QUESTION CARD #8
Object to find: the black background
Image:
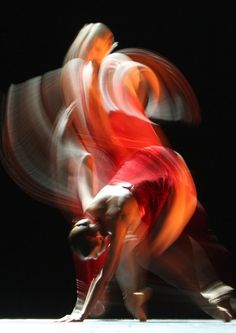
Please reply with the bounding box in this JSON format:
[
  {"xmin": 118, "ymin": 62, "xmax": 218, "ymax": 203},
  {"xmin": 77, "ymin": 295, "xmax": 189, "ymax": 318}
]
[{"xmin": 0, "ymin": 1, "xmax": 235, "ymax": 319}]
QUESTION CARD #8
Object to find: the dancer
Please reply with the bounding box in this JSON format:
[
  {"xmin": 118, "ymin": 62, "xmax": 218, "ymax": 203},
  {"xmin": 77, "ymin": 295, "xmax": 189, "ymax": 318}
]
[
  {"xmin": 58, "ymin": 23, "xmax": 235, "ymax": 322},
  {"xmin": 1, "ymin": 22, "xmax": 234, "ymax": 322},
  {"xmin": 67, "ymin": 145, "xmax": 235, "ymax": 322}
]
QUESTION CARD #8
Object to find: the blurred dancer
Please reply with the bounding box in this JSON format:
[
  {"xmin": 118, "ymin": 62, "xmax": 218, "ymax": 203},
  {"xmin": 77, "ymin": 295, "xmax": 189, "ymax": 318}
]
[
  {"xmin": 58, "ymin": 23, "xmax": 235, "ymax": 322},
  {"xmin": 67, "ymin": 145, "xmax": 234, "ymax": 322},
  {"xmin": 1, "ymin": 22, "xmax": 235, "ymax": 322}
]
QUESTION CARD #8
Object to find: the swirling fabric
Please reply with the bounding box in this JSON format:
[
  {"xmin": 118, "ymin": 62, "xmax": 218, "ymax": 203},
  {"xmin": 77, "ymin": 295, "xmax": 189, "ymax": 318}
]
[{"xmin": 0, "ymin": 22, "xmax": 200, "ymax": 216}]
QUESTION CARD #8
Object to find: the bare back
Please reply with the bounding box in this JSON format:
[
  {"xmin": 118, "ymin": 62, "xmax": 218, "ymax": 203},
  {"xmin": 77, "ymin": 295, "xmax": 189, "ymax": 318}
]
[{"xmin": 85, "ymin": 184, "xmax": 142, "ymax": 233}]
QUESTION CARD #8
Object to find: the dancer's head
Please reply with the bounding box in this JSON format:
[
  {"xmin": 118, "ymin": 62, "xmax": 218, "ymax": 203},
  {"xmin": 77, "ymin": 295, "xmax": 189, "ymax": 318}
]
[
  {"xmin": 63, "ymin": 22, "xmax": 117, "ymax": 65},
  {"xmin": 68, "ymin": 218, "xmax": 106, "ymax": 260}
]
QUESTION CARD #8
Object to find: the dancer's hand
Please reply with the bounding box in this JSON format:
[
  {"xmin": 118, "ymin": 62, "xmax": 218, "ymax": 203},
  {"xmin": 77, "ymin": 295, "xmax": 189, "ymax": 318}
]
[
  {"xmin": 56, "ymin": 299, "xmax": 105, "ymax": 322},
  {"xmin": 56, "ymin": 312, "xmax": 84, "ymax": 322}
]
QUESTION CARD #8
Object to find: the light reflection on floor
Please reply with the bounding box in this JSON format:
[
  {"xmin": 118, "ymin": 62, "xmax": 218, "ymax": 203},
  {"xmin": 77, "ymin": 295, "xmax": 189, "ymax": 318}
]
[{"xmin": 0, "ymin": 319, "xmax": 236, "ymax": 333}]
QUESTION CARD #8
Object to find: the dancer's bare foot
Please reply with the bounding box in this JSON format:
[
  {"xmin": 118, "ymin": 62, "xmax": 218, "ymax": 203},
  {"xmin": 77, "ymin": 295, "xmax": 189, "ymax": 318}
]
[{"xmin": 125, "ymin": 287, "xmax": 152, "ymax": 321}]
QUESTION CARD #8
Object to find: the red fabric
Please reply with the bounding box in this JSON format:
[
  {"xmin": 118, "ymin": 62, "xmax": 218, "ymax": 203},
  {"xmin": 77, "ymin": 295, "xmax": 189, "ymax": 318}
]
[
  {"xmin": 72, "ymin": 249, "xmax": 108, "ymax": 297},
  {"xmin": 109, "ymin": 146, "xmax": 177, "ymax": 228}
]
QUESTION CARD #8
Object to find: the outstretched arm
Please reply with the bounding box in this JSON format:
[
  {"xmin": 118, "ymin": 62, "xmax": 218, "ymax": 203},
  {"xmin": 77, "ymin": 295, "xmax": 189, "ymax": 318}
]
[{"xmin": 115, "ymin": 235, "xmax": 152, "ymax": 321}]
